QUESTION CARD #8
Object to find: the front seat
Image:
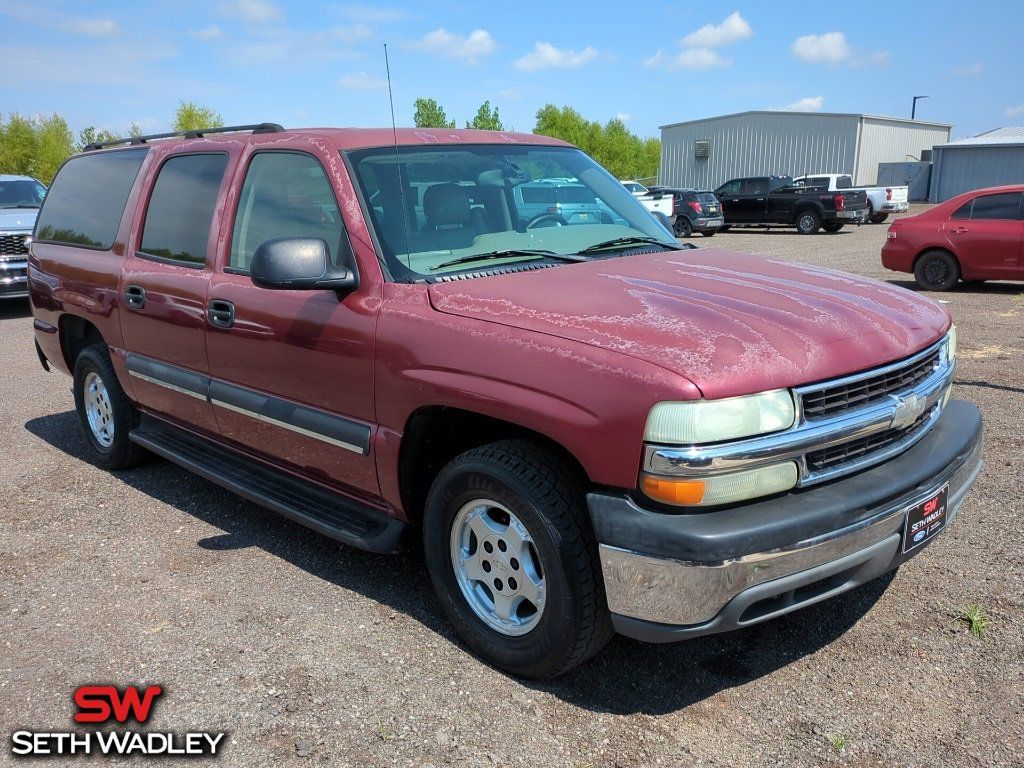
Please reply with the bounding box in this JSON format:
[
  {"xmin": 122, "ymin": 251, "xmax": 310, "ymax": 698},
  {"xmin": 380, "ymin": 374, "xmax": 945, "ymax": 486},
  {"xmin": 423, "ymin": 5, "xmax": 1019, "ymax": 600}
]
[{"xmin": 419, "ymin": 183, "xmax": 486, "ymax": 251}]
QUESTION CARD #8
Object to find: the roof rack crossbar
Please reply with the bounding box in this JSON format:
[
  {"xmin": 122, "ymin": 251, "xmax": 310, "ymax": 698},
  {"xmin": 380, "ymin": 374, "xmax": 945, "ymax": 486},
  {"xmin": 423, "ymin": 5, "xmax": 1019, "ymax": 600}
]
[{"xmin": 83, "ymin": 123, "xmax": 285, "ymax": 151}]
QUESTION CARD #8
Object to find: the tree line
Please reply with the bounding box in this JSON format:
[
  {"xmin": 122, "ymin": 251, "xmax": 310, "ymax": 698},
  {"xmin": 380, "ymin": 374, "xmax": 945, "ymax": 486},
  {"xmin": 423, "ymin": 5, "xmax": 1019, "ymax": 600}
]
[{"xmin": 1, "ymin": 99, "xmax": 659, "ymax": 185}]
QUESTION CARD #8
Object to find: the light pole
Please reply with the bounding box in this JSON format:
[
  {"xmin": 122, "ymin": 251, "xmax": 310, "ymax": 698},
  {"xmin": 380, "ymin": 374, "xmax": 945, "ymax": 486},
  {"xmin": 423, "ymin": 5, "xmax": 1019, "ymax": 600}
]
[{"xmin": 912, "ymin": 95, "xmax": 929, "ymax": 120}]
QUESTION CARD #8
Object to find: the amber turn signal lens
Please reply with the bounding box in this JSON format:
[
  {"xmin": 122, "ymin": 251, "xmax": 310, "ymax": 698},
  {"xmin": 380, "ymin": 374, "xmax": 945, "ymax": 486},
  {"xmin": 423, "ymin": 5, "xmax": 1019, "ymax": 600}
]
[{"xmin": 641, "ymin": 475, "xmax": 705, "ymax": 505}]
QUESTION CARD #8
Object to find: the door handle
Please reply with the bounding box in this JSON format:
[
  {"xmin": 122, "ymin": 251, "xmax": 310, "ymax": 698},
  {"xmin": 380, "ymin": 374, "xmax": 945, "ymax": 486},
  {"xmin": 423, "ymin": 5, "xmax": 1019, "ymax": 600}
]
[
  {"xmin": 756, "ymin": 198, "xmax": 765, "ymax": 202},
  {"xmin": 207, "ymin": 299, "xmax": 235, "ymax": 329},
  {"xmin": 125, "ymin": 284, "xmax": 146, "ymax": 309},
  {"xmin": 952, "ymin": 227, "xmax": 969, "ymax": 234}
]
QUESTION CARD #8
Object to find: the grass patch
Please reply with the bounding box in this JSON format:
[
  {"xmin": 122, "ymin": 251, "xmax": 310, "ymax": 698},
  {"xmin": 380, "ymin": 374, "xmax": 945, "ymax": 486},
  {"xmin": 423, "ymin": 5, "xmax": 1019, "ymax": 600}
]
[
  {"xmin": 828, "ymin": 734, "xmax": 848, "ymax": 753},
  {"xmin": 956, "ymin": 603, "xmax": 991, "ymax": 638},
  {"xmin": 374, "ymin": 716, "xmax": 393, "ymax": 742}
]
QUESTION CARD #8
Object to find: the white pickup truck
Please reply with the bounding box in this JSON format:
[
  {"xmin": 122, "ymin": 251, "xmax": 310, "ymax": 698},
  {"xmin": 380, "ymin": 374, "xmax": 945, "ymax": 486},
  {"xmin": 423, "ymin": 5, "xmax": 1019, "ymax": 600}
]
[
  {"xmin": 620, "ymin": 180, "xmax": 674, "ymax": 217},
  {"xmin": 792, "ymin": 173, "xmax": 909, "ymax": 224}
]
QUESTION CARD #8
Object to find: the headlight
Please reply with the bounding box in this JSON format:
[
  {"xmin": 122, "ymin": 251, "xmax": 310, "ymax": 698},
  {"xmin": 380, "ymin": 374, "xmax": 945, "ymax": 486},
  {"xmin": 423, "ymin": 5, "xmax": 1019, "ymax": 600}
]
[
  {"xmin": 644, "ymin": 390, "xmax": 796, "ymax": 444},
  {"xmin": 946, "ymin": 325, "xmax": 957, "ymax": 365},
  {"xmin": 641, "ymin": 462, "xmax": 798, "ymax": 507}
]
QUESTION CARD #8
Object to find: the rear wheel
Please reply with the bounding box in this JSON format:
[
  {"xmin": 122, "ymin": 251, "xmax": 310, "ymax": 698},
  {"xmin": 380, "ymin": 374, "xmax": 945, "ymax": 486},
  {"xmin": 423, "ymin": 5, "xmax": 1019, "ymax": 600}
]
[
  {"xmin": 674, "ymin": 216, "xmax": 692, "ymax": 238},
  {"xmin": 423, "ymin": 440, "xmax": 612, "ymax": 679},
  {"xmin": 870, "ymin": 212, "xmax": 889, "ymax": 224},
  {"xmin": 823, "ymin": 222, "xmax": 844, "ymax": 233},
  {"xmin": 700, "ymin": 230, "xmax": 716, "ymax": 237},
  {"xmin": 73, "ymin": 344, "xmax": 149, "ymax": 469},
  {"xmin": 913, "ymin": 249, "xmax": 960, "ymax": 291},
  {"xmin": 796, "ymin": 210, "xmax": 821, "ymax": 234}
]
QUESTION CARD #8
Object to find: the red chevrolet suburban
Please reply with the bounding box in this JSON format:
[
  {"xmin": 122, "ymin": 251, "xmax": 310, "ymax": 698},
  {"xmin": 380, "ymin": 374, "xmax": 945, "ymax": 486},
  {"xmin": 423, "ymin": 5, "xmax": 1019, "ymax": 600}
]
[{"xmin": 29, "ymin": 124, "xmax": 982, "ymax": 679}]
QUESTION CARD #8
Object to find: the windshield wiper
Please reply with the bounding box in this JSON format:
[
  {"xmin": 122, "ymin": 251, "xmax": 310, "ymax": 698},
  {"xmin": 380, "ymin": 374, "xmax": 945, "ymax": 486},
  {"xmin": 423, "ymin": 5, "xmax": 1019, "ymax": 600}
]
[
  {"xmin": 577, "ymin": 236, "xmax": 682, "ymax": 255},
  {"xmin": 0, "ymin": 203, "xmax": 41, "ymax": 209},
  {"xmin": 430, "ymin": 249, "xmax": 584, "ymax": 271}
]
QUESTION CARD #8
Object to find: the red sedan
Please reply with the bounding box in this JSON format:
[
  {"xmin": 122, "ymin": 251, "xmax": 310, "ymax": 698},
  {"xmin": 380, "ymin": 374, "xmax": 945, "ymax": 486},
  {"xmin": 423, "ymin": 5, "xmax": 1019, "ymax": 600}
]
[{"xmin": 881, "ymin": 185, "xmax": 1024, "ymax": 290}]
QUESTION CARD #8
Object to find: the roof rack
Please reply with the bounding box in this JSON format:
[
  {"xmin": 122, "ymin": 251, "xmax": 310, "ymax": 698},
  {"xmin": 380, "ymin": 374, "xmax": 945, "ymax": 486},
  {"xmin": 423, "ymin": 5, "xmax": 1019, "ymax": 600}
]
[{"xmin": 82, "ymin": 123, "xmax": 285, "ymax": 151}]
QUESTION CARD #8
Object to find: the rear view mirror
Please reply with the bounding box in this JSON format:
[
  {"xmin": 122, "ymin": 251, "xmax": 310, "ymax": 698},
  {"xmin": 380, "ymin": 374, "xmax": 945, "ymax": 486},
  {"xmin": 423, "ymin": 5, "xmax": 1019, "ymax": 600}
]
[{"xmin": 250, "ymin": 238, "xmax": 358, "ymax": 291}]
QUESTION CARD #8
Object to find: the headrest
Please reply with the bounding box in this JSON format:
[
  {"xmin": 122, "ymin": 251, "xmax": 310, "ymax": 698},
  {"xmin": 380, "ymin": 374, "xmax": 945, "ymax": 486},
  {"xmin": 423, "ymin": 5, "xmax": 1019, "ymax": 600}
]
[{"xmin": 423, "ymin": 183, "xmax": 471, "ymax": 226}]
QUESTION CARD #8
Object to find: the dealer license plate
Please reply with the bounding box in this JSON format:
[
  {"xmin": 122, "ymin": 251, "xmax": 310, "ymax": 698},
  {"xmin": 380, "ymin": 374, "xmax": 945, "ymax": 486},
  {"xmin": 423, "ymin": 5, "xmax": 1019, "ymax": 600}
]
[{"xmin": 902, "ymin": 484, "xmax": 949, "ymax": 554}]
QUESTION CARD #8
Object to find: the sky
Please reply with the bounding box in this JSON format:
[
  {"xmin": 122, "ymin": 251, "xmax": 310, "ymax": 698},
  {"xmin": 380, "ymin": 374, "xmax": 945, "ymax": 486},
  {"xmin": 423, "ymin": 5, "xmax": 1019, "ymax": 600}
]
[{"xmin": 2, "ymin": 0, "xmax": 1022, "ymax": 142}]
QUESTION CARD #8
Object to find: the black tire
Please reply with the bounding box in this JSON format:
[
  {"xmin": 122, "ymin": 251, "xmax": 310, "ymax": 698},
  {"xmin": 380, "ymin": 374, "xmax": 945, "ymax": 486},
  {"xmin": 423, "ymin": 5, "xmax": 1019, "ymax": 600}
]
[
  {"xmin": 869, "ymin": 212, "xmax": 889, "ymax": 224},
  {"xmin": 73, "ymin": 344, "xmax": 149, "ymax": 469},
  {"xmin": 673, "ymin": 216, "xmax": 692, "ymax": 238},
  {"xmin": 423, "ymin": 440, "xmax": 613, "ymax": 679},
  {"xmin": 700, "ymin": 230, "xmax": 716, "ymax": 237},
  {"xmin": 962, "ymin": 279, "xmax": 986, "ymax": 287},
  {"xmin": 795, "ymin": 209, "xmax": 821, "ymax": 234},
  {"xmin": 719, "ymin": 225, "xmax": 731, "ymax": 232},
  {"xmin": 823, "ymin": 222, "xmax": 844, "ymax": 233},
  {"xmin": 913, "ymin": 249, "xmax": 961, "ymax": 291}
]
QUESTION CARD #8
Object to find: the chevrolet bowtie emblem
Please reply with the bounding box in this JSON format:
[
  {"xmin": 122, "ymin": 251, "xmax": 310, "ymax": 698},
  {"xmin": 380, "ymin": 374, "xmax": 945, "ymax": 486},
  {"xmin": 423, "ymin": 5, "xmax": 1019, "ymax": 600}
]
[{"xmin": 891, "ymin": 393, "xmax": 927, "ymax": 430}]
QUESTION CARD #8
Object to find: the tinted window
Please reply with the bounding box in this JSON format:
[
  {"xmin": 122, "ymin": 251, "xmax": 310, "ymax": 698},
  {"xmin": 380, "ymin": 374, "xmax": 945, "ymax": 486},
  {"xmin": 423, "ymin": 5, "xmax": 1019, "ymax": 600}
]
[
  {"xmin": 34, "ymin": 149, "xmax": 147, "ymax": 248},
  {"xmin": 835, "ymin": 175, "xmax": 854, "ymax": 189},
  {"xmin": 969, "ymin": 192, "xmax": 1022, "ymax": 220},
  {"xmin": 717, "ymin": 180, "xmax": 742, "ymax": 196},
  {"xmin": 556, "ymin": 186, "xmax": 596, "ymax": 204},
  {"xmin": 744, "ymin": 178, "xmax": 768, "ymax": 195},
  {"xmin": 520, "ymin": 186, "xmax": 556, "ymax": 204},
  {"xmin": 230, "ymin": 152, "xmax": 345, "ymax": 271},
  {"xmin": 140, "ymin": 154, "xmax": 227, "ymax": 266},
  {"xmin": 950, "ymin": 201, "xmax": 972, "ymax": 220}
]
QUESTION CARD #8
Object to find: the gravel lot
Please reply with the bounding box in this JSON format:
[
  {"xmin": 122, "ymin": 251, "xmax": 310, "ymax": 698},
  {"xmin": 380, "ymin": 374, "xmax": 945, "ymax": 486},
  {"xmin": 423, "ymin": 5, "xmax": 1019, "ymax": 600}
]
[{"xmin": 2, "ymin": 208, "xmax": 1022, "ymax": 767}]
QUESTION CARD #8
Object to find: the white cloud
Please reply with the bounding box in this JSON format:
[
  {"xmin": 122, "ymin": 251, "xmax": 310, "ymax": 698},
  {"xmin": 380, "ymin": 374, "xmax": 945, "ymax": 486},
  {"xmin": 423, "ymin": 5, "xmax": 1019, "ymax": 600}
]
[
  {"xmin": 64, "ymin": 18, "xmax": 118, "ymax": 36},
  {"xmin": 776, "ymin": 96, "xmax": 825, "ymax": 112},
  {"xmin": 514, "ymin": 42, "xmax": 598, "ymax": 71},
  {"xmin": 338, "ymin": 71, "xmax": 387, "ymax": 90},
  {"xmin": 190, "ymin": 25, "xmax": 224, "ymax": 41},
  {"xmin": 791, "ymin": 32, "xmax": 851, "ymax": 64},
  {"xmin": 954, "ymin": 62, "xmax": 983, "ymax": 77},
  {"xmin": 0, "ymin": 6, "xmax": 118, "ymax": 36},
  {"xmin": 335, "ymin": 5, "xmax": 407, "ymax": 23},
  {"xmin": 414, "ymin": 28, "xmax": 495, "ymax": 63},
  {"xmin": 616, "ymin": 112, "xmax": 632, "ymax": 122},
  {"xmin": 681, "ymin": 11, "xmax": 752, "ymax": 48},
  {"xmin": 223, "ymin": 0, "xmax": 281, "ymax": 23},
  {"xmin": 645, "ymin": 47, "xmax": 728, "ymax": 70},
  {"xmin": 1006, "ymin": 104, "xmax": 1024, "ymax": 117}
]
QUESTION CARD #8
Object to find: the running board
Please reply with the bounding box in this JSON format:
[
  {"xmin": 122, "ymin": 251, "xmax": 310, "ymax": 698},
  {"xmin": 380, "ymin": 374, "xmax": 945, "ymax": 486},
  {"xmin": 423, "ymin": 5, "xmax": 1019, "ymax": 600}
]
[{"xmin": 129, "ymin": 417, "xmax": 406, "ymax": 553}]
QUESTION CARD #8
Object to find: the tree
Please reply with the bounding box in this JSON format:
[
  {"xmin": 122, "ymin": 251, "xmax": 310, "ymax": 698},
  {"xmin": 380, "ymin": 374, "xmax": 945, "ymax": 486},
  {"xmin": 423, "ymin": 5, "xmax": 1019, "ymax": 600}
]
[
  {"xmin": 172, "ymin": 101, "xmax": 224, "ymax": 132},
  {"xmin": 0, "ymin": 113, "xmax": 39, "ymax": 176},
  {"xmin": 413, "ymin": 98, "xmax": 455, "ymax": 129},
  {"xmin": 533, "ymin": 104, "xmax": 660, "ymax": 181},
  {"xmin": 76, "ymin": 126, "xmax": 121, "ymax": 151},
  {"xmin": 0, "ymin": 113, "xmax": 74, "ymax": 183},
  {"xmin": 466, "ymin": 101, "xmax": 503, "ymax": 131},
  {"xmin": 34, "ymin": 114, "xmax": 75, "ymax": 183}
]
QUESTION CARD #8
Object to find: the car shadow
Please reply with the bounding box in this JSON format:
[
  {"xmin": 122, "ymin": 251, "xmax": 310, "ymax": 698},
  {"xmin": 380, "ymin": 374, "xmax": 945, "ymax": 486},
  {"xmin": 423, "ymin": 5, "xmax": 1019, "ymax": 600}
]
[
  {"xmin": 25, "ymin": 409, "xmax": 894, "ymax": 716},
  {"xmin": 886, "ymin": 278, "xmax": 1024, "ymax": 295},
  {"xmin": 714, "ymin": 228, "xmax": 863, "ymax": 236},
  {"xmin": 0, "ymin": 298, "xmax": 32, "ymax": 319}
]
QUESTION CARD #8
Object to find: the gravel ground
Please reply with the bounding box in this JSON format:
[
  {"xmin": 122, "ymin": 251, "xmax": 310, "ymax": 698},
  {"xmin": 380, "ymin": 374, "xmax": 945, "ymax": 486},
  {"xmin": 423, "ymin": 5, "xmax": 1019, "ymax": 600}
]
[{"xmin": 2, "ymin": 208, "xmax": 1022, "ymax": 767}]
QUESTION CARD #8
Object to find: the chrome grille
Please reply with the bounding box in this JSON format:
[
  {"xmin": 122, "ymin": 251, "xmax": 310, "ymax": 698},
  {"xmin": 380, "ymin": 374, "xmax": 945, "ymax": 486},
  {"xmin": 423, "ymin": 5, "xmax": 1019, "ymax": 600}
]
[
  {"xmin": 801, "ymin": 349, "xmax": 942, "ymax": 420},
  {"xmin": 0, "ymin": 234, "xmax": 30, "ymax": 256},
  {"xmin": 806, "ymin": 407, "xmax": 935, "ymax": 472}
]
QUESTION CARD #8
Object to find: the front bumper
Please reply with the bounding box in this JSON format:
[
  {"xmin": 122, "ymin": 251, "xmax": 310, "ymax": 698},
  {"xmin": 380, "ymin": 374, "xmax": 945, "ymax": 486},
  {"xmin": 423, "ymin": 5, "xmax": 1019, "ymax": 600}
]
[
  {"xmin": 588, "ymin": 400, "xmax": 983, "ymax": 642},
  {"xmin": 0, "ymin": 258, "xmax": 29, "ymax": 299}
]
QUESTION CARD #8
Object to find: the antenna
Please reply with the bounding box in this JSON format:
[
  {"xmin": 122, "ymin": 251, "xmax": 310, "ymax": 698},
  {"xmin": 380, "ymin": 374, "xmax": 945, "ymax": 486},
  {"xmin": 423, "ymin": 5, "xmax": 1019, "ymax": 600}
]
[{"xmin": 384, "ymin": 43, "xmax": 413, "ymax": 269}]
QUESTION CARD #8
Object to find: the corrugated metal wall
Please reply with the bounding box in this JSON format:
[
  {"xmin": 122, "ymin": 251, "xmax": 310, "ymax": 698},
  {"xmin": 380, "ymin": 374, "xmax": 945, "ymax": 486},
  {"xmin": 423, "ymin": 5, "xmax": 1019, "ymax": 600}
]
[
  {"xmin": 659, "ymin": 112, "xmax": 952, "ymax": 191},
  {"xmin": 659, "ymin": 113, "xmax": 860, "ymax": 189},
  {"xmin": 877, "ymin": 161, "xmax": 933, "ymax": 201},
  {"xmin": 929, "ymin": 145, "xmax": 1024, "ymax": 201},
  {"xmin": 856, "ymin": 118, "xmax": 950, "ymax": 185}
]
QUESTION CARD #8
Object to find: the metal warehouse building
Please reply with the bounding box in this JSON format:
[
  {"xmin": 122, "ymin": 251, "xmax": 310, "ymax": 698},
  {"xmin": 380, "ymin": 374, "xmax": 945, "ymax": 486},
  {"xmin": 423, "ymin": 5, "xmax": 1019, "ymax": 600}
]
[
  {"xmin": 929, "ymin": 127, "xmax": 1024, "ymax": 202},
  {"xmin": 659, "ymin": 111, "xmax": 952, "ymax": 191}
]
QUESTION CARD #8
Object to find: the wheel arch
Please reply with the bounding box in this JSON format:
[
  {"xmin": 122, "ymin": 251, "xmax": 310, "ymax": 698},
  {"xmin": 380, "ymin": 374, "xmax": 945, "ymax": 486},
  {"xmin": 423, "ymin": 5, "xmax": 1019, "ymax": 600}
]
[
  {"xmin": 59, "ymin": 314, "xmax": 105, "ymax": 370},
  {"xmin": 912, "ymin": 246, "xmax": 959, "ymax": 271},
  {"xmin": 397, "ymin": 405, "xmax": 590, "ymax": 526}
]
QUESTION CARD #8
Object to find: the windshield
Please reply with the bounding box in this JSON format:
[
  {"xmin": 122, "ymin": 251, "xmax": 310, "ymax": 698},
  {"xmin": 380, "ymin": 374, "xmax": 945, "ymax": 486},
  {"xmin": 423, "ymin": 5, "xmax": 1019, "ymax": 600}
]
[
  {"xmin": 0, "ymin": 179, "xmax": 47, "ymax": 208},
  {"xmin": 345, "ymin": 144, "xmax": 676, "ymax": 281}
]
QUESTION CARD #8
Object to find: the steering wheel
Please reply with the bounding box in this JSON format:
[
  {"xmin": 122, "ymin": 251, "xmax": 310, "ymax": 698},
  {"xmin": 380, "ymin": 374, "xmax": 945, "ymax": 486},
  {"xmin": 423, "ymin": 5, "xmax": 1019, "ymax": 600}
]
[{"xmin": 526, "ymin": 213, "xmax": 568, "ymax": 230}]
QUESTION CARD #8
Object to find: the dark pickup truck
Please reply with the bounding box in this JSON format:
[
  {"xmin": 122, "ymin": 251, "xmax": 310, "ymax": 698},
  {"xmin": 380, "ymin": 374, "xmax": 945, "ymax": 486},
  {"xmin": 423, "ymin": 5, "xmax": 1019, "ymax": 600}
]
[
  {"xmin": 29, "ymin": 124, "xmax": 980, "ymax": 679},
  {"xmin": 715, "ymin": 175, "xmax": 869, "ymax": 234}
]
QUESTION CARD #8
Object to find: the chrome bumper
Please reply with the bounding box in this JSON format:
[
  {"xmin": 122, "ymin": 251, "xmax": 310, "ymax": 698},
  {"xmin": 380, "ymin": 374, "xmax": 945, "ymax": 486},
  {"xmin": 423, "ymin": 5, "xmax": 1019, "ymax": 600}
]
[{"xmin": 594, "ymin": 403, "xmax": 982, "ymax": 633}]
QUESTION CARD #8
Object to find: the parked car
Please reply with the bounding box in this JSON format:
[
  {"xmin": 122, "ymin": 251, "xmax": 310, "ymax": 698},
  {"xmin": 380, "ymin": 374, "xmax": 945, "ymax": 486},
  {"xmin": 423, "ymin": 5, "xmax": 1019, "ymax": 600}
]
[
  {"xmin": 793, "ymin": 173, "xmax": 909, "ymax": 224},
  {"xmin": 715, "ymin": 175, "xmax": 869, "ymax": 234},
  {"xmin": 512, "ymin": 179, "xmax": 619, "ymax": 228},
  {"xmin": 0, "ymin": 174, "xmax": 47, "ymax": 300},
  {"xmin": 620, "ymin": 179, "xmax": 675, "ymax": 218},
  {"xmin": 30, "ymin": 124, "xmax": 981, "ymax": 679},
  {"xmin": 881, "ymin": 184, "xmax": 1023, "ymax": 290},
  {"xmin": 620, "ymin": 180, "xmax": 649, "ymax": 196},
  {"xmin": 648, "ymin": 187, "xmax": 724, "ymax": 237}
]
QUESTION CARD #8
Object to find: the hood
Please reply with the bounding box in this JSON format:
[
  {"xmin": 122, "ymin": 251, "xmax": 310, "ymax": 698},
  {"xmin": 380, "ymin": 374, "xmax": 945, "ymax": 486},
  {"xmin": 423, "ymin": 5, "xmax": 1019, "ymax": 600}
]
[
  {"xmin": 428, "ymin": 250, "xmax": 951, "ymax": 400},
  {"xmin": 0, "ymin": 208, "xmax": 39, "ymax": 231}
]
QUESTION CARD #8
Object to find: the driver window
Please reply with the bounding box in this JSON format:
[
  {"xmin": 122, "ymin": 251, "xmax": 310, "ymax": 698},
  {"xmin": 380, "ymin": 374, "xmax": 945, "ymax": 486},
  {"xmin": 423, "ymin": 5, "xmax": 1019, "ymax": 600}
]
[{"xmin": 230, "ymin": 152, "xmax": 344, "ymax": 272}]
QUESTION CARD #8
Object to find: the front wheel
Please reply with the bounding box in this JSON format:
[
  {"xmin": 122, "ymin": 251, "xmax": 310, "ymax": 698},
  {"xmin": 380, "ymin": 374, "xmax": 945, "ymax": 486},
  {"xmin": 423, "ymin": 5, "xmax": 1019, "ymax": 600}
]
[
  {"xmin": 423, "ymin": 440, "xmax": 612, "ymax": 679},
  {"xmin": 914, "ymin": 249, "xmax": 961, "ymax": 291},
  {"xmin": 73, "ymin": 344, "xmax": 149, "ymax": 469},
  {"xmin": 796, "ymin": 210, "xmax": 822, "ymax": 234}
]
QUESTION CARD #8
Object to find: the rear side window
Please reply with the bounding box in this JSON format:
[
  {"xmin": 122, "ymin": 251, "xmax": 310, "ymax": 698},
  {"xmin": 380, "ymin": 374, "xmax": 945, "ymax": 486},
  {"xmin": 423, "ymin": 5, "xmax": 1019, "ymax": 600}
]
[
  {"xmin": 835, "ymin": 175, "xmax": 853, "ymax": 189},
  {"xmin": 968, "ymin": 192, "xmax": 1022, "ymax": 220},
  {"xmin": 230, "ymin": 152, "xmax": 345, "ymax": 272},
  {"xmin": 35, "ymin": 149, "xmax": 147, "ymax": 249},
  {"xmin": 139, "ymin": 153, "xmax": 228, "ymax": 266},
  {"xmin": 555, "ymin": 186, "xmax": 596, "ymax": 204}
]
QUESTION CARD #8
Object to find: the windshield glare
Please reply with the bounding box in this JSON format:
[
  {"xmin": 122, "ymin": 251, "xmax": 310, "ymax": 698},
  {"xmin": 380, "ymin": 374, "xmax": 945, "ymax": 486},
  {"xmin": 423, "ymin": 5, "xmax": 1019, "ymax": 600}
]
[
  {"xmin": 0, "ymin": 179, "xmax": 47, "ymax": 208},
  {"xmin": 346, "ymin": 144, "xmax": 675, "ymax": 280}
]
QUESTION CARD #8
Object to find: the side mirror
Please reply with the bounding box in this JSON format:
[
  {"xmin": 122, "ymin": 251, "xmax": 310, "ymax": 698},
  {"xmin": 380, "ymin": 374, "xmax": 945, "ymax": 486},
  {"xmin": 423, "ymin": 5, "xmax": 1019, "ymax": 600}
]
[{"xmin": 250, "ymin": 238, "xmax": 358, "ymax": 292}]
